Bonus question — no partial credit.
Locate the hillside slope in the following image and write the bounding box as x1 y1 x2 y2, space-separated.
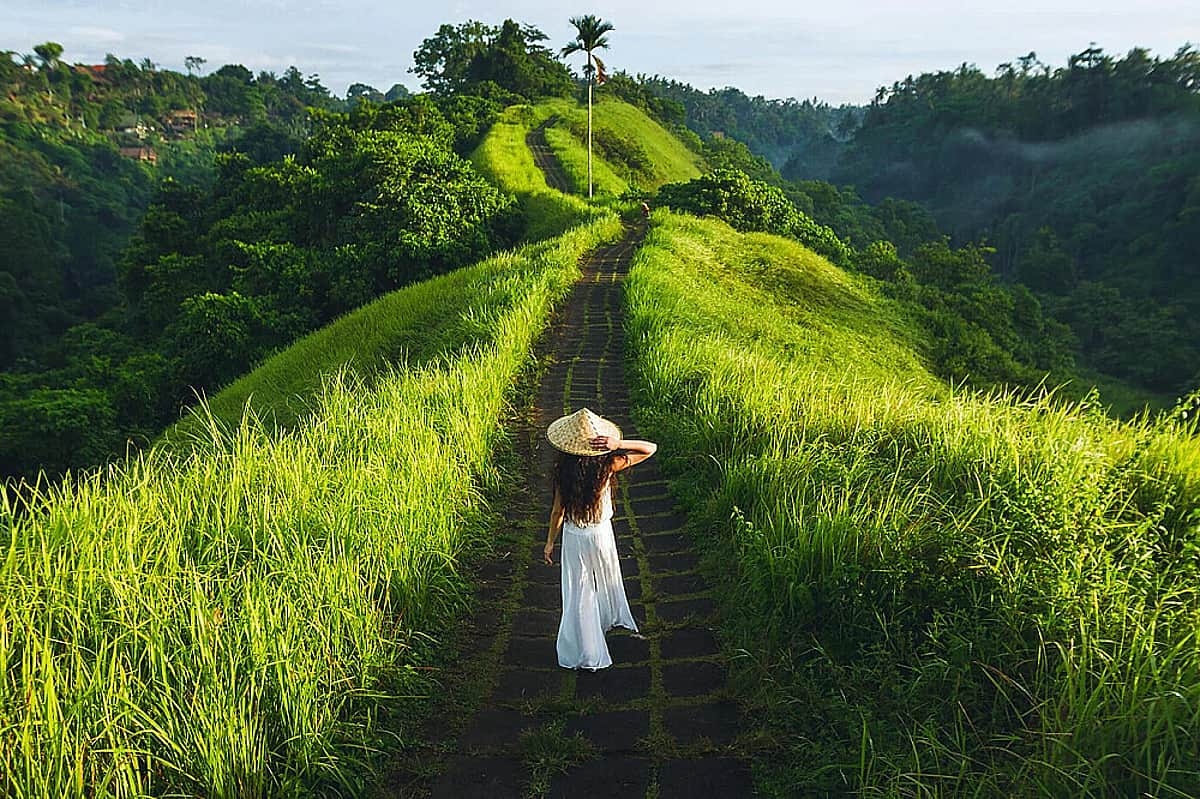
534 97 704 196
159 231 586 447
625 211 1200 796
2 211 621 796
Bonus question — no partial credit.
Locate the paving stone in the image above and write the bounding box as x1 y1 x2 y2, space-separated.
627 481 670 500
611 536 637 558
569 372 600 386
473 581 509 605
548 756 650 797
525 561 561 585
511 609 558 638
663 701 740 746
492 668 561 702
606 632 650 664
618 556 639 576
655 597 716 623
626 603 646 626
475 557 515 584
642 532 689 554
661 628 721 660
648 552 700 572
524 582 561 608
430 755 526 798
504 636 558 669
630 495 680 516
663 661 726 697
657 757 753 796
654 572 710 596
458 709 533 751
639 511 688 534
575 664 651 702
623 578 642 600
563 709 649 753
459 628 499 661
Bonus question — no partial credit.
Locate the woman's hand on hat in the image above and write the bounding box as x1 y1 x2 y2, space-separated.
591 435 620 452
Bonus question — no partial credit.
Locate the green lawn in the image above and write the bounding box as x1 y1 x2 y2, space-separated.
625 210 1200 797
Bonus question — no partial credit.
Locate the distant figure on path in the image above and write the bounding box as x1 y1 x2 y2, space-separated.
543 408 657 669
640 200 651 219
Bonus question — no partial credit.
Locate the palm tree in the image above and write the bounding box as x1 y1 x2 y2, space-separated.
561 15 613 198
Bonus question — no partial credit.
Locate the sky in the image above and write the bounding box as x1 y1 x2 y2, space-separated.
5 1 1199 105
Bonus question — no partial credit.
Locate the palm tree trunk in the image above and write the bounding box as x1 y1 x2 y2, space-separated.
587 75 593 199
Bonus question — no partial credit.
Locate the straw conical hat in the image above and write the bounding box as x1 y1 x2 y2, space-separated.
546 407 622 455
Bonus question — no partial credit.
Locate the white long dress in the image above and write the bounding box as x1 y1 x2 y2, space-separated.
557 486 639 669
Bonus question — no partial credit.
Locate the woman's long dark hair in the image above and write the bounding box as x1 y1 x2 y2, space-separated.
554 451 619 525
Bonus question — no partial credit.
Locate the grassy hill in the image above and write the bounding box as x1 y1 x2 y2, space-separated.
159 226 602 447
625 211 1200 796
521 97 703 197
468 96 702 234
1 210 621 796
469 103 608 241
164 96 701 448
5 89 693 793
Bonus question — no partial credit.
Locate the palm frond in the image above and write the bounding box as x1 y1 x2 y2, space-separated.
566 14 615 51
592 54 608 84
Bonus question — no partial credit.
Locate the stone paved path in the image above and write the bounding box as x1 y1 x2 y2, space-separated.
422 222 755 797
526 119 573 194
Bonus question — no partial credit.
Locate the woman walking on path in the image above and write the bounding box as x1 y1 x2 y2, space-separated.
543 408 657 669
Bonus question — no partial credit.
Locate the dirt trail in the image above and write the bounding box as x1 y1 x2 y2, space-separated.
385 220 756 797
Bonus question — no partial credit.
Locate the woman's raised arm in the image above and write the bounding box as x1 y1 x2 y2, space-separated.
590 436 657 471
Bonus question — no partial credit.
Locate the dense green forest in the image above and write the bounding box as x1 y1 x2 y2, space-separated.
642 46 1200 397
0 43 352 476
0 23 575 481
636 76 858 178
834 46 1200 394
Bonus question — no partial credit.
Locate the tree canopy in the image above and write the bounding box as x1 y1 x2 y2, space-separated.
412 19 574 99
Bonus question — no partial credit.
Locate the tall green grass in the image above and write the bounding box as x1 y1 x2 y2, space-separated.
0 215 621 797
469 103 604 241
160 250 574 447
531 97 703 197
625 211 1200 797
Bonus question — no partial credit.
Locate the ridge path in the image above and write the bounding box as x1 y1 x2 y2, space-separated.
413 221 756 797
526 119 573 194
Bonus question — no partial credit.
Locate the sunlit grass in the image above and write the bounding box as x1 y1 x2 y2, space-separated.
539 97 702 193
469 103 604 241
625 211 1200 797
0 214 622 797
160 249 560 446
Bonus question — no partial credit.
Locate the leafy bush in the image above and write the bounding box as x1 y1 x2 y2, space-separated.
658 168 852 265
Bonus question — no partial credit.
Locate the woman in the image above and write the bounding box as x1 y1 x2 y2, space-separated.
543 408 657 670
